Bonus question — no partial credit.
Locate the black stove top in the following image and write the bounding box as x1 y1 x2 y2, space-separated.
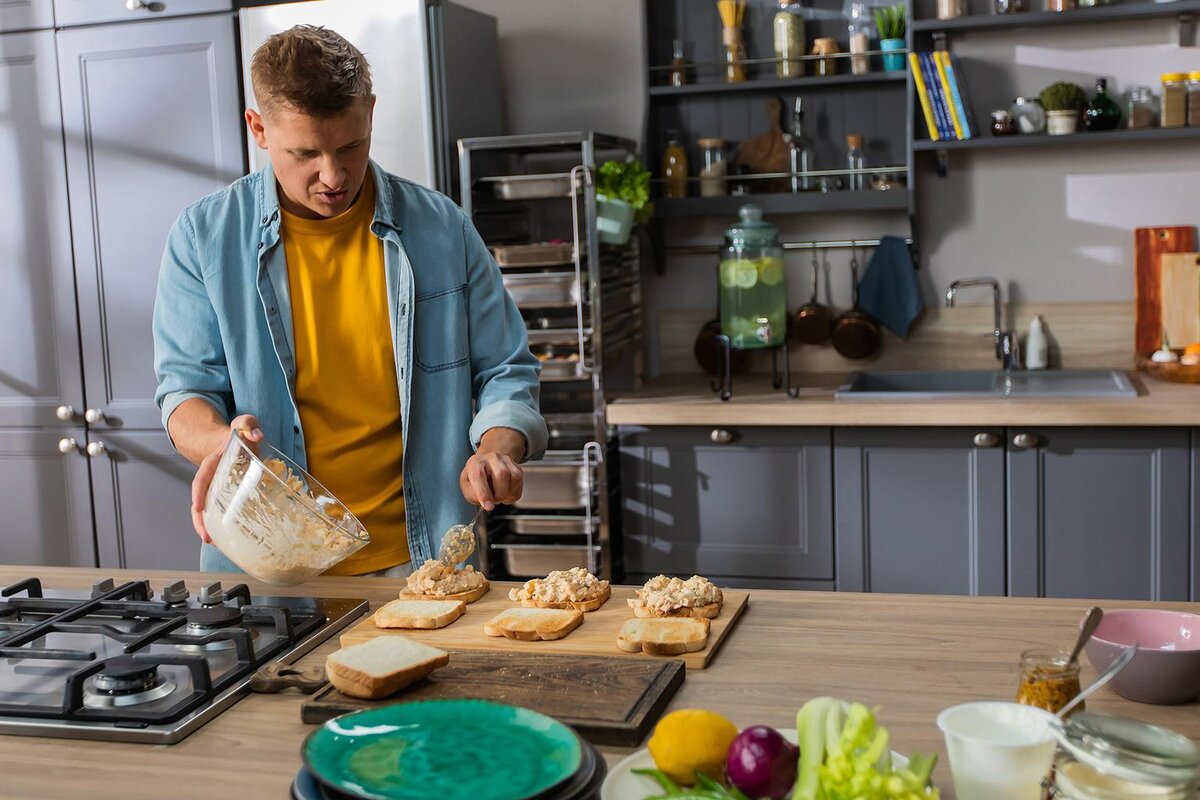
0 576 367 743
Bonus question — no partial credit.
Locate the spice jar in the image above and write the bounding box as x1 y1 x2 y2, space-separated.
994 0 1029 12
937 0 966 18
1049 712 1200 800
847 1 872 75
1016 649 1082 714
991 109 1017 136
661 133 689 199
1011 96 1046 133
1187 72 1200 127
1161 73 1187 128
698 138 728 198
1046 0 1076 11
811 37 839 77
669 39 687 87
774 0 806 79
1127 86 1157 129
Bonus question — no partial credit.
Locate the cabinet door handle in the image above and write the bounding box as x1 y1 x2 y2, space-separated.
1012 433 1040 449
58 437 78 455
710 428 734 444
56 405 77 422
86 441 108 458
973 432 999 448
84 408 106 424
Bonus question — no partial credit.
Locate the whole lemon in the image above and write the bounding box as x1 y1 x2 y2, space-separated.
647 708 739 785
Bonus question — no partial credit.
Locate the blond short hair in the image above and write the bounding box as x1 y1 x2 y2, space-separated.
250 25 372 117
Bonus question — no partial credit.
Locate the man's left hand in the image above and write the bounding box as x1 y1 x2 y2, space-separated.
460 427 527 511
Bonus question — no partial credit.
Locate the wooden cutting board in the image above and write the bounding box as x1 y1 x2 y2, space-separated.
300 651 685 747
339 584 749 670
1135 226 1195 354
1161 253 1200 350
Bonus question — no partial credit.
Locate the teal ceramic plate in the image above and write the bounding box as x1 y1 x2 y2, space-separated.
302 699 583 800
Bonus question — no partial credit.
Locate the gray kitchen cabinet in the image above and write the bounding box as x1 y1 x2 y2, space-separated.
620 426 835 589
0 0 54 31
0 430 95 566
1008 427 1189 601
53 0 231 28
88 430 198 570
834 428 1006 596
56 13 245 431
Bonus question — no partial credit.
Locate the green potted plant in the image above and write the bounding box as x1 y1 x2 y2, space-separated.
1039 81 1087 135
873 3 906 73
595 160 653 246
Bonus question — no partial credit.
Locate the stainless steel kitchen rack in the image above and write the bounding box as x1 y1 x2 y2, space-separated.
459 132 643 581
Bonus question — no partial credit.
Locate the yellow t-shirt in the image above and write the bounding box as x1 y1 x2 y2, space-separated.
281 176 408 574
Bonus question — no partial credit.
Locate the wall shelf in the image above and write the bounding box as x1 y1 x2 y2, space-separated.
654 190 912 219
911 0 1200 36
914 126 1200 151
649 71 906 98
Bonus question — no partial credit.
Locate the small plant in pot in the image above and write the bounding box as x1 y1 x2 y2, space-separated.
873 3 906 72
595 160 653 246
1039 81 1087 135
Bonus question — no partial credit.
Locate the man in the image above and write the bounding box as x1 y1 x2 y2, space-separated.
153 26 546 577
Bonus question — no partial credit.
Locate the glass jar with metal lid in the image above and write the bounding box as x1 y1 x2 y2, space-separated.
718 204 787 350
1048 712 1200 800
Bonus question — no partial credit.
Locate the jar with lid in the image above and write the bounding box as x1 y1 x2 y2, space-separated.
1187 72 1200 127
1015 649 1082 714
1011 96 1046 133
1127 86 1157 129
1049 712 1200 800
718 205 787 350
991 109 1018 136
846 1 872 75
669 39 688 87
811 37 839 77
698 138 728 198
1161 73 1187 128
774 1 806 78
661 132 689 199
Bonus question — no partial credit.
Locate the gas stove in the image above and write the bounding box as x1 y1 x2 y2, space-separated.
0 576 367 744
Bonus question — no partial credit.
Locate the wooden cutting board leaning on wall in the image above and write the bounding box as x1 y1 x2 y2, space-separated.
1135 226 1195 354
1161 253 1200 350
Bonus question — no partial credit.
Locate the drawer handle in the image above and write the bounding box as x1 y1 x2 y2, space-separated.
1012 433 1040 449
58 437 78 455
973 432 999 448
56 405 77 422
86 441 108 458
710 428 734 444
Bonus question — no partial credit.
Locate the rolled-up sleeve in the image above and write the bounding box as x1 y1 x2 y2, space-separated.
153 208 233 436
461 212 548 462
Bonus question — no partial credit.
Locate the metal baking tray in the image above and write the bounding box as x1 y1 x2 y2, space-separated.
539 358 587 381
502 515 597 536
492 543 598 576
491 242 574 268
527 327 591 347
544 413 597 444
489 173 575 201
503 273 580 308
515 451 593 510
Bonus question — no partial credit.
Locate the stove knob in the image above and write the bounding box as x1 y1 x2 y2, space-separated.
90 578 115 598
198 582 224 606
160 580 189 605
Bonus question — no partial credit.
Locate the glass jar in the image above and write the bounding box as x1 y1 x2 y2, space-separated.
937 0 967 18
1127 86 1157 129
698 138 728 198
669 39 687 87
811 37 839 77
722 26 747 83
718 205 787 350
1015 649 1082 714
991 109 1018 136
1187 72 1200 127
661 133 689 199
1046 0 1076 11
1161 73 1187 128
995 0 1029 12
774 1 806 78
846 1 873 75
1011 96 1046 133
1049 713 1200 800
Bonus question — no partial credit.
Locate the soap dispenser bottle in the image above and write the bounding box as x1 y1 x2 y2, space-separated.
1026 315 1048 370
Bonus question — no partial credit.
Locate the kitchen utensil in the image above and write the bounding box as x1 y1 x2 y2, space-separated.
831 255 882 359
339 586 750 670
301 652 685 747
1085 609 1200 704
437 507 481 565
1050 712 1200 796
248 663 327 694
1068 606 1104 665
793 251 834 345
1056 640 1138 719
693 318 750 376
937 702 1057 800
1160 252 1200 351
1135 227 1195 354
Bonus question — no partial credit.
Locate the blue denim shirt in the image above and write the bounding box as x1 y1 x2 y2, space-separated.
153 161 547 568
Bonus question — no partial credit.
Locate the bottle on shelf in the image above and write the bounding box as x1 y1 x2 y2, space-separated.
846 1 871 75
661 132 689 199
787 97 816 193
698 138 728 198
669 39 688 87
1085 78 1122 131
845 134 865 191
773 0 805 79
1025 316 1048 371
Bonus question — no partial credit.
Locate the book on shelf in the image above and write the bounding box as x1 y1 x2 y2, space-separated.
936 51 975 139
918 52 954 140
932 51 966 139
910 52 940 142
912 50 977 142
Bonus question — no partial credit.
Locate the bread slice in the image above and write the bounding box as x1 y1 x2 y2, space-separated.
325 636 450 700
483 607 583 641
617 617 711 656
517 583 611 613
627 597 722 619
399 579 489 605
373 599 465 630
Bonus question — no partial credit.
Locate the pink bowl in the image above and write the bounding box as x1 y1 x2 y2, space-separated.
1084 609 1200 705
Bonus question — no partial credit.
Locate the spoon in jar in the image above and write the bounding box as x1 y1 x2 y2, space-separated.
1055 640 1138 719
1068 606 1104 666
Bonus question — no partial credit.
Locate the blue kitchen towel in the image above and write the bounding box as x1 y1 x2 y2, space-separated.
857 236 923 339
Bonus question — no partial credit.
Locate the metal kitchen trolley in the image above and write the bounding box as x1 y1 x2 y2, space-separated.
459 132 643 582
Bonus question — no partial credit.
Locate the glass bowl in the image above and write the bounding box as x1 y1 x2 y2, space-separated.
203 432 369 585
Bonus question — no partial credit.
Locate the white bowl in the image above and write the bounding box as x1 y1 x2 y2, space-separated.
937 701 1056 800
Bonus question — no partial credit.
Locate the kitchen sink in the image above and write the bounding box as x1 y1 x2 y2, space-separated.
836 369 1137 399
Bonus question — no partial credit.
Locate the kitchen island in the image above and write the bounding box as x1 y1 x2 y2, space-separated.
1 566 1197 799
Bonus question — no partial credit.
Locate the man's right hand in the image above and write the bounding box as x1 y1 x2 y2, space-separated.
191 414 263 543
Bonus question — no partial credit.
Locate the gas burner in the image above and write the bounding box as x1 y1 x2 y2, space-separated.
179 607 255 653
83 657 177 709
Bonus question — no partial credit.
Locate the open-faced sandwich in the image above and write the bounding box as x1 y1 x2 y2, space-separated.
628 574 723 619
507 566 611 612
400 560 489 605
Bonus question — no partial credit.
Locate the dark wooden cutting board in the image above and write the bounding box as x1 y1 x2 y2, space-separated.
300 650 685 747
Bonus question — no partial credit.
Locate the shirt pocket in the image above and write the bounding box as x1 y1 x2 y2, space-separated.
414 284 470 372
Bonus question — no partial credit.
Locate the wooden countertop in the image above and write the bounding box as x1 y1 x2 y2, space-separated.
607 372 1200 426
3 566 1199 799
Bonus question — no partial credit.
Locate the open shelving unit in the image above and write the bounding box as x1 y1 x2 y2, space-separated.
911 0 1200 35
913 125 1200 151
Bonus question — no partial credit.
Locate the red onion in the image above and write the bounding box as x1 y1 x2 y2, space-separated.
726 725 799 799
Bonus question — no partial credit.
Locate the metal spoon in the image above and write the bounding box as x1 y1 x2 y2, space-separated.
437 507 483 565
1055 642 1138 719
1069 606 1104 666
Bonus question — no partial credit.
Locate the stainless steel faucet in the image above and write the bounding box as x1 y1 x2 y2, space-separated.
945 277 1020 370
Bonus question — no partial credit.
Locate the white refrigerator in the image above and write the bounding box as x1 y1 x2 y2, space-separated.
239 0 504 198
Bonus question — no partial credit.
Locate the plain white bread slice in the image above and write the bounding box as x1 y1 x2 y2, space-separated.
482 607 583 641
326 636 450 699
616 617 710 656
373 599 465 630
